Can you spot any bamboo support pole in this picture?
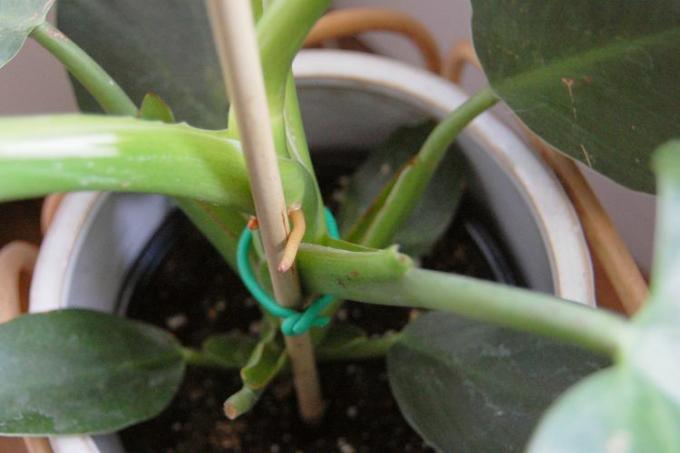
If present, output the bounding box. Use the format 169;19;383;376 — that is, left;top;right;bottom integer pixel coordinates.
206;0;324;422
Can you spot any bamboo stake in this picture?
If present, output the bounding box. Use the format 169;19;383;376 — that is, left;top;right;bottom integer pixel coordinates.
206;0;324;422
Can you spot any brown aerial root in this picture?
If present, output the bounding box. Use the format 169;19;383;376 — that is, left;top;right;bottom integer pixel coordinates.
305;8;442;73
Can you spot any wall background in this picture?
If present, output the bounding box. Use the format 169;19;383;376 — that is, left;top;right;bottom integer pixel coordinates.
0;2;656;273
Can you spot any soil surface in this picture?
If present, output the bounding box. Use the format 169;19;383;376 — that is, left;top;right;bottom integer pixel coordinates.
120;155;516;452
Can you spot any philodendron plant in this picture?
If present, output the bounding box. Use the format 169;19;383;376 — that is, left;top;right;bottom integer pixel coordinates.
0;0;679;451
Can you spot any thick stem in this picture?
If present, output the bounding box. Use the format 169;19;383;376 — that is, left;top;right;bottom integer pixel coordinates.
223;386;263;420
31;22;137;116
358;87;499;248
282;73;327;240
257;0;331;113
298;247;630;357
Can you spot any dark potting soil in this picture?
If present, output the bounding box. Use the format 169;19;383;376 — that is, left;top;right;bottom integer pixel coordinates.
119;155;520;452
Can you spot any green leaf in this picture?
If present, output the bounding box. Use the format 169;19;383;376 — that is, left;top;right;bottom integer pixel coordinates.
201;331;257;369
58;0;227;128
340;122;464;256
529;142;680;451
471;0;680;192
529;368;680;452
57;0;330;129
387;312;607;452
0;309;185;435
239;317;286;390
219;318;286;419
138;93;175;123
0;0;54;69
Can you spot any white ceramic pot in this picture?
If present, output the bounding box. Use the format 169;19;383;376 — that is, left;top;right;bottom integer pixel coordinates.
30;50;594;452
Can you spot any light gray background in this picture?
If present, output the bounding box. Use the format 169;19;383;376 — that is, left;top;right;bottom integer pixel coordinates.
0;1;656;273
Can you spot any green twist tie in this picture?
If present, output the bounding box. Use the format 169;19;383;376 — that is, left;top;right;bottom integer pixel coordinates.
237;208;340;336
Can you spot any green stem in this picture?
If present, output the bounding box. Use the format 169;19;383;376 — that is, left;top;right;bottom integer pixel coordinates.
359;87;499;248
283;73;327;240
257;0;331;114
0;115;311;210
31;22;137;116
224;386;264;420
298;245;629;357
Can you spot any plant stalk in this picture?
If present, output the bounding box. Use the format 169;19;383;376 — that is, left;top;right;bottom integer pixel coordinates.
207;0;324;423
31;22;137;116
358;87;499;248
298;246;630;357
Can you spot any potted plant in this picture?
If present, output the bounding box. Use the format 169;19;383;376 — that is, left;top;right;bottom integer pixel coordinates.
0;1;678;452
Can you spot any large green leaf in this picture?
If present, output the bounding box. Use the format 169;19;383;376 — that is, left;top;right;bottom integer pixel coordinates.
339;122;464;256
387;312;607;452
0;309;185;435
471;0;680;192
529;142;680;451
0;0;54;69
58;0;227;128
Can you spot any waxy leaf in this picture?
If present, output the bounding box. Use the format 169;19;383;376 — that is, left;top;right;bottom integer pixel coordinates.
339;123;464;256
0;309;185;435
471;0;680;192
387;312;607;452
0;0;54;69
58;0;227;128
529;142;680;451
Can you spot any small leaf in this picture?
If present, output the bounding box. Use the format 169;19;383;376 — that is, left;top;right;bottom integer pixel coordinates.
387;312;607;452
223;317;286;418
340;122;464;256
239;317;286;390
201;331;258;369
0;309;185;435
138;93;175;123
0;0;54;69
471;0;680;192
